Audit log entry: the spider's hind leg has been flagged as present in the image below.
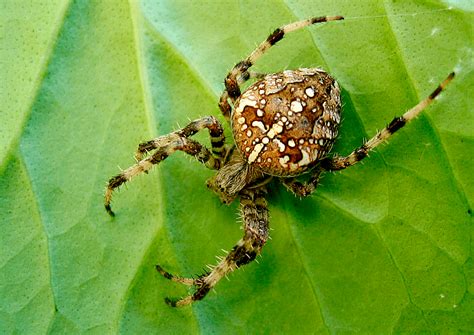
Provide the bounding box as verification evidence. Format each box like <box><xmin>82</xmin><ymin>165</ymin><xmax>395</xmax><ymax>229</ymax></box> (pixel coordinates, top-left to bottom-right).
<box><xmin>282</xmin><ymin>167</ymin><xmax>323</xmax><ymax>197</ymax></box>
<box><xmin>157</xmin><ymin>187</ymin><xmax>269</xmax><ymax>307</ymax></box>
<box><xmin>320</xmin><ymin>72</ymin><xmax>455</xmax><ymax>171</ymax></box>
<box><xmin>218</xmin><ymin>71</ymin><xmax>268</xmax><ymax>120</ymax></box>
<box><xmin>220</xmin><ymin>15</ymin><xmax>344</xmax><ymax>110</ymax></box>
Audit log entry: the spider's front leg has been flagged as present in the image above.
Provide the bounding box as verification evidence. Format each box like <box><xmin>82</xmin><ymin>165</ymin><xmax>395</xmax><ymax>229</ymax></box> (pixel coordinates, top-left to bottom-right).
<box><xmin>104</xmin><ymin>116</ymin><xmax>227</xmax><ymax>216</ymax></box>
<box><xmin>157</xmin><ymin>186</ymin><xmax>269</xmax><ymax>307</ymax></box>
<box><xmin>135</xmin><ymin>115</ymin><xmax>227</xmax><ymax>161</ymax></box>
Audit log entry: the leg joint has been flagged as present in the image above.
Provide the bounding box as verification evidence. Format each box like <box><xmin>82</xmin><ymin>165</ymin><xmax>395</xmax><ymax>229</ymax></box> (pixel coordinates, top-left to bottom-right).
<box><xmin>267</xmin><ymin>28</ymin><xmax>284</xmax><ymax>45</ymax></box>
<box><xmin>387</xmin><ymin>116</ymin><xmax>406</xmax><ymax>134</ymax></box>
<box><xmin>225</xmin><ymin>76</ymin><xmax>241</xmax><ymax>99</ymax></box>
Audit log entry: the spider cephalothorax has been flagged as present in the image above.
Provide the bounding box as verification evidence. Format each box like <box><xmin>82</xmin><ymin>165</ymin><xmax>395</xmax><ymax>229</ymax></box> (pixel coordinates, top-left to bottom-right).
<box><xmin>104</xmin><ymin>15</ymin><xmax>454</xmax><ymax>307</ymax></box>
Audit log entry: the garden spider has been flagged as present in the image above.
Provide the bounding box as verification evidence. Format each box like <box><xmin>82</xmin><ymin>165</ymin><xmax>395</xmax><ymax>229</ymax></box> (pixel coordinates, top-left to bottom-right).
<box><xmin>104</xmin><ymin>15</ymin><xmax>454</xmax><ymax>307</ymax></box>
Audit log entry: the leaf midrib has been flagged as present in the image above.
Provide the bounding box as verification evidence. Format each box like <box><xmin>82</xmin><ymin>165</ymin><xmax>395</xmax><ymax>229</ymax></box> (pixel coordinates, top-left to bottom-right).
<box><xmin>0</xmin><ymin>1</ymin><xmax>72</xmax><ymax>170</ymax></box>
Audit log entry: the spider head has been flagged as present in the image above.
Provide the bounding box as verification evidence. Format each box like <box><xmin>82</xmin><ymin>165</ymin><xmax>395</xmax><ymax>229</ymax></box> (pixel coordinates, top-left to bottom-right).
<box><xmin>207</xmin><ymin>151</ymin><xmax>264</xmax><ymax>205</ymax></box>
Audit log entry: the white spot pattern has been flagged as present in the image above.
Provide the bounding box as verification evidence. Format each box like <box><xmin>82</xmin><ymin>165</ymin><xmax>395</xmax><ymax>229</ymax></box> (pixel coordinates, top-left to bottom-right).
<box><xmin>231</xmin><ymin>68</ymin><xmax>341</xmax><ymax>177</ymax></box>
<box><xmin>290</xmin><ymin>100</ymin><xmax>303</xmax><ymax>113</ymax></box>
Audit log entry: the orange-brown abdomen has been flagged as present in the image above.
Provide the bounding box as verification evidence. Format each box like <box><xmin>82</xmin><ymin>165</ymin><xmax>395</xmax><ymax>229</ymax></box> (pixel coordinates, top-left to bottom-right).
<box><xmin>231</xmin><ymin>68</ymin><xmax>341</xmax><ymax>176</ymax></box>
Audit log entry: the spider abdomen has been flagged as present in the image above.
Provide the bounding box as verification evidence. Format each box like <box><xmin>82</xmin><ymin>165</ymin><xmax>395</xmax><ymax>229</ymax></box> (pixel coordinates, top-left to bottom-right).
<box><xmin>231</xmin><ymin>68</ymin><xmax>341</xmax><ymax>176</ymax></box>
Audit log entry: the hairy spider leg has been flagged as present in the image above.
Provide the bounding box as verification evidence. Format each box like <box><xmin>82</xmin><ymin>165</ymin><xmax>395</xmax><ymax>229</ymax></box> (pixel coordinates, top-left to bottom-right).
<box><xmin>104</xmin><ymin>117</ymin><xmax>226</xmax><ymax>216</ymax></box>
<box><xmin>321</xmin><ymin>72</ymin><xmax>455</xmax><ymax>171</ymax></box>
<box><xmin>157</xmin><ymin>187</ymin><xmax>269</xmax><ymax>307</ymax></box>
<box><xmin>155</xmin><ymin>265</ymin><xmax>194</xmax><ymax>286</ymax></box>
<box><xmin>218</xmin><ymin>71</ymin><xmax>267</xmax><ymax>120</ymax></box>
<box><xmin>218</xmin><ymin>15</ymin><xmax>344</xmax><ymax>119</ymax></box>
<box><xmin>280</xmin><ymin>71</ymin><xmax>455</xmax><ymax>198</ymax></box>
<box><xmin>281</xmin><ymin>169</ymin><xmax>324</xmax><ymax>197</ymax></box>
<box><xmin>135</xmin><ymin>115</ymin><xmax>226</xmax><ymax>160</ymax></box>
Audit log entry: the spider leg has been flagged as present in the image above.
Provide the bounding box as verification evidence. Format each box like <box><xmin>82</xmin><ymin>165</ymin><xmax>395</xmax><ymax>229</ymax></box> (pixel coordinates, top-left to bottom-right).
<box><xmin>281</xmin><ymin>168</ymin><xmax>323</xmax><ymax>197</ymax></box>
<box><xmin>321</xmin><ymin>72</ymin><xmax>455</xmax><ymax>171</ymax></box>
<box><xmin>219</xmin><ymin>15</ymin><xmax>344</xmax><ymax>114</ymax></box>
<box><xmin>105</xmin><ymin>116</ymin><xmax>228</xmax><ymax>216</ymax></box>
<box><xmin>155</xmin><ymin>265</ymin><xmax>195</xmax><ymax>286</ymax></box>
<box><xmin>104</xmin><ymin>136</ymin><xmax>218</xmax><ymax>216</ymax></box>
<box><xmin>218</xmin><ymin>70</ymin><xmax>267</xmax><ymax>120</ymax></box>
<box><xmin>135</xmin><ymin>116</ymin><xmax>226</xmax><ymax>161</ymax></box>
<box><xmin>157</xmin><ymin>186</ymin><xmax>269</xmax><ymax>307</ymax></box>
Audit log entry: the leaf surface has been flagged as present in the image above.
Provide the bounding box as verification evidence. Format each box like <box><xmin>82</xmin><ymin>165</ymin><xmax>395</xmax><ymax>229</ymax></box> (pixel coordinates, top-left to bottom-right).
<box><xmin>1</xmin><ymin>1</ymin><xmax>473</xmax><ymax>334</ymax></box>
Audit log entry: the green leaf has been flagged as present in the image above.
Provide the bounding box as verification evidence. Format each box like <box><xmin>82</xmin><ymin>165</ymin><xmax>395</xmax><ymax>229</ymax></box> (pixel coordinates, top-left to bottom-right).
<box><xmin>1</xmin><ymin>1</ymin><xmax>473</xmax><ymax>334</ymax></box>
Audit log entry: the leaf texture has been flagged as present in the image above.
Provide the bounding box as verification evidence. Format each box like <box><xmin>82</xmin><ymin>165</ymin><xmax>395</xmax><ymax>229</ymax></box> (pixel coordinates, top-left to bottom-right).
<box><xmin>1</xmin><ymin>1</ymin><xmax>473</xmax><ymax>334</ymax></box>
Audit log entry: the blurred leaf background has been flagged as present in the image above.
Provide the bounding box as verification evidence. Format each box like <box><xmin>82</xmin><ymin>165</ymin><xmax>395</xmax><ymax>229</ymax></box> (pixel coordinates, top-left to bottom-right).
<box><xmin>1</xmin><ymin>0</ymin><xmax>473</xmax><ymax>333</ymax></box>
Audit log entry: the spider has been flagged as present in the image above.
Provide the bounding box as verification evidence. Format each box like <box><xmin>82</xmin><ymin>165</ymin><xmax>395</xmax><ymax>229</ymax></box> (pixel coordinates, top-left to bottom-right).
<box><xmin>104</xmin><ymin>15</ymin><xmax>454</xmax><ymax>307</ymax></box>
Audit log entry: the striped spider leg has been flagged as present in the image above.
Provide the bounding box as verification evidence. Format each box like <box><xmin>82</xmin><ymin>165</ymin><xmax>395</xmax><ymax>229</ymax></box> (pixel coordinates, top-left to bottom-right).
<box><xmin>104</xmin><ymin>116</ymin><xmax>226</xmax><ymax>216</ymax></box>
<box><xmin>219</xmin><ymin>16</ymin><xmax>344</xmax><ymax>120</ymax></box>
<box><xmin>157</xmin><ymin>186</ymin><xmax>269</xmax><ymax>307</ymax></box>
<box><xmin>282</xmin><ymin>72</ymin><xmax>455</xmax><ymax>197</ymax></box>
